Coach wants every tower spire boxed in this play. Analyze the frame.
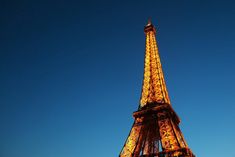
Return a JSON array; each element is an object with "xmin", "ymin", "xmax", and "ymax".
[
  {"xmin": 147, "ymin": 18, "xmax": 152, "ymax": 25},
  {"xmin": 140, "ymin": 21, "xmax": 170, "ymax": 108}
]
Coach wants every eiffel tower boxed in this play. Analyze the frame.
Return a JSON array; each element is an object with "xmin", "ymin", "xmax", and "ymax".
[{"xmin": 119, "ymin": 20, "xmax": 195, "ymax": 157}]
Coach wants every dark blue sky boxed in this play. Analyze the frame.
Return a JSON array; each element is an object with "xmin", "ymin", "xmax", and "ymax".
[{"xmin": 1, "ymin": 0, "xmax": 235, "ymax": 157}]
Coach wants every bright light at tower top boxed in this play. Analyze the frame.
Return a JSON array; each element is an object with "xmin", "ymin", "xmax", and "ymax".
[{"xmin": 144, "ymin": 19, "xmax": 156, "ymax": 34}]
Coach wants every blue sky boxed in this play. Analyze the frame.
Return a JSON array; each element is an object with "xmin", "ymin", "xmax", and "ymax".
[{"xmin": 1, "ymin": 0, "xmax": 235, "ymax": 157}]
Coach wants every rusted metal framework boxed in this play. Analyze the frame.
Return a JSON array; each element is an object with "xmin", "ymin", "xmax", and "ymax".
[{"xmin": 119, "ymin": 21, "xmax": 195, "ymax": 157}]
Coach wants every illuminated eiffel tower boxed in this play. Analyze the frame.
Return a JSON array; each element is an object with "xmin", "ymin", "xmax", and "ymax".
[{"xmin": 119, "ymin": 20, "xmax": 195, "ymax": 157}]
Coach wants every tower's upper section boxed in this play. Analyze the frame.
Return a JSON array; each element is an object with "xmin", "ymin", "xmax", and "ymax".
[{"xmin": 139, "ymin": 20, "xmax": 171, "ymax": 108}]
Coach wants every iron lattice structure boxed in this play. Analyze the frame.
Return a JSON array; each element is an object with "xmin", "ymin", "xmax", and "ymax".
[{"xmin": 119, "ymin": 21, "xmax": 195, "ymax": 157}]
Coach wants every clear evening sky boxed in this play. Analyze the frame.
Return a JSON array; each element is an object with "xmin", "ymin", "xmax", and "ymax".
[{"xmin": 1, "ymin": 0, "xmax": 235, "ymax": 157}]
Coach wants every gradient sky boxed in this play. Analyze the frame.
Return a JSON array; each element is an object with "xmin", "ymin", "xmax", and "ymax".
[{"xmin": 1, "ymin": 0, "xmax": 235, "ymax": 157}]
